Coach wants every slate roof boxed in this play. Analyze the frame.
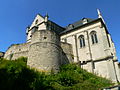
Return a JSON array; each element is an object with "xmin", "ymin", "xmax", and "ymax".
[
  {"xmin": 48, "ymin": 20, "xmax": 65, "ymax": 34},
  {"xmin": 68, "ymin": 18, "xmax": 94, "ymax": 29},
  {"xmin": 60, "ymin": 18, "xmax": 99, "ymax": 35},
  {"xmin": 37, "ymin": 14, "xmax": 101, "ymax": 35},
  {"xmin": 36, "ymin": 14, "xmax": 105, "ymax": 35}
]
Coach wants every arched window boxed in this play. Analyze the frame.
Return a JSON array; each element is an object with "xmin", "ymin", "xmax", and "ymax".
[
  {"xmin": 79, "ymin": 35, "xmax": 85, "ymax": 48},
  {"xmin": 90, "ymin": 31, "xmax": 98, "ymax": 44}
]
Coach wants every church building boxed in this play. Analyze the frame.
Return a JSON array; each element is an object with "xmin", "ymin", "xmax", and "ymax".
[{"xmin": 4, "ymin": 10, "xmax": 120, "ymax": 83}]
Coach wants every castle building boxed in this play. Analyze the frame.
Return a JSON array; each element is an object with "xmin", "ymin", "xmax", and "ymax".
[{"xmin": 4, "ymin": 10, "xmax": 120, "ymax": 82}]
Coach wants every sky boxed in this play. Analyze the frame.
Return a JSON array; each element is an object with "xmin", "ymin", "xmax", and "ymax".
[{"xmin": 0, "ymin": 0, "xmax": 120, "ymax": 61}]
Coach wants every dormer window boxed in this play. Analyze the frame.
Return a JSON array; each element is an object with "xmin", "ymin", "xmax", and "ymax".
[
  {"xmin": 67, "ymin": 24, "xmax": 74, "ymax": 30},
  {"xmin": 82, "ymin": 18, "xmax": 88, "ymax": 24},
  {"xmin": 69, "ymin": 24, "xmax": 74, "ymax": 28}
]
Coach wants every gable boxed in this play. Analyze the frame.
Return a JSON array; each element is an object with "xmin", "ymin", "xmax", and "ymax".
[{"xmin": 30, "ymin": 14, "xmax": 45, "ymax": 29}]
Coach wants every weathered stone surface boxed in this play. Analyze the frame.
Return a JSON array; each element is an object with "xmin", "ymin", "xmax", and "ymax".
[
  {"xmin": 27, "ymin": 30, "xmax": 61, "ymax": 72},
  {"xmin": 4, "ymin": 43, "xmax": 30, "ymax": 60},
  {"xmin": 61, "ymin": 42, "xmax": 73, "ymax": 63}
]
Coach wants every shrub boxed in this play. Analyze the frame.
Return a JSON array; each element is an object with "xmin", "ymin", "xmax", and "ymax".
[{"xmin": 0, "ymin": 59, "xmax": 113, "ymax": 90}]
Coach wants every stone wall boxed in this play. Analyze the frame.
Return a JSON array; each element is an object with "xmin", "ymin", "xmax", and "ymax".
[
  {"xmin": 4, "ymin": 43, "xmax": 30, "ymax": 60},
  {"xmin": 4, "ymin": 29, "xmax": 74, "ymax": 73},
  {"xmin": 61, "ymin": 42, "xmax": 73, "ymax": 64},
  {"xmin": 27, "ymin": 30, "xmax": 61, "ymax": 72},
  {"xmin": 114, "ymin": 61, "xmax": 120, "ymax": 82},
  {"xmin": 60, "ymin": 21, "xmax": 112, "ymax": 63},
  {"xmin": 81, "ymin": 58, "xmax": 120, "ymax": 82}
]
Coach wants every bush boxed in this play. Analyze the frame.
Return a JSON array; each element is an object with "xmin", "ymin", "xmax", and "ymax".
[
  {"xmin": 0, "ymin": 57, "xmax": 35, "ymax": 90},
  {"xmin": 52, "ymin": 64, "xmax": 113, "ymax": 90},
  {"xmin": 0, "ymin": 58, "xmax": 113, "ymax": 90}
]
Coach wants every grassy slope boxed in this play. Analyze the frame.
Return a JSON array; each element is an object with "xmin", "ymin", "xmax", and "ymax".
[{"xmin": 0, "ymin": 57, "xmax": 113, "ymax": 90}]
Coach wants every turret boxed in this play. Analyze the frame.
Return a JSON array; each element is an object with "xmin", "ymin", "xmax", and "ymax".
[
  {"xmin": 44, "ymin": 13, "xmax": 49, "ymax": 22},
  {"xmin": 26, "ymin": 14, "xmax": 48, "ymax": 43},
  {"xmin": 27, "ymin": 28, "xmax": 61, "ymax": 73}
]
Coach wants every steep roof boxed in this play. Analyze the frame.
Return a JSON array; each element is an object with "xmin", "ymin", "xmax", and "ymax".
[
  {"xmin": 48, "ymin": 20, "xmax": 65, "ymax": 34},
  {"xmin": 69, "ymin": 18, "xmax": 94, "ymax": 29},
  {"xmin": 60, "ymin": 18, "xmax": 99, "ymax": 35}
]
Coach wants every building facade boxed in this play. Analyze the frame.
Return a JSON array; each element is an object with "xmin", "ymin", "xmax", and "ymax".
[{"xmin": 4, "ymin": 10, "xmax": 120, "ymax": 82}]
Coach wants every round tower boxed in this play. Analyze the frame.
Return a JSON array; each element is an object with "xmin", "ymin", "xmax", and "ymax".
[{"xmin": 27, "ymin": 29, "xmax": 61, "ymax": 72}]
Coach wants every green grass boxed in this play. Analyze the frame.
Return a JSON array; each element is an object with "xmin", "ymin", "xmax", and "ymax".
[{"xmin": 0, "ymin": 57, "xmax": 113, "ymax": 90}]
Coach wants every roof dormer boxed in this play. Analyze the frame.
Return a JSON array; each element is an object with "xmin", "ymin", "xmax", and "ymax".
[{"xmin": 82, "ymin": 18, "xmax": 88, "ymax": 24}]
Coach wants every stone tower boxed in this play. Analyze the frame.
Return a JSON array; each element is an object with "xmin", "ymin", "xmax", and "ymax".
[
  {"xmin": 27, "ymin": 29, "xmax": 61, "ymax": 72},
  {"xmin": 27, "ymin": 14, "xmax": 63, "ymax": 72}
]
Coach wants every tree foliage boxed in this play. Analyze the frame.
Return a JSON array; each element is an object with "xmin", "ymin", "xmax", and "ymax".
[{"xmin": 0, "ymin": 58, "xmax": 113, "ymax": 90}]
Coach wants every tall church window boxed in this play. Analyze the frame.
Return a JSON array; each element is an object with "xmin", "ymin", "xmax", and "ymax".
[
  {"xmin": 79, "ymin": 35, "xmax": 85, "ymax": 48},
  {"xmin": 90, "ymin": 31, "xmax": 98, "ymax": 44}
]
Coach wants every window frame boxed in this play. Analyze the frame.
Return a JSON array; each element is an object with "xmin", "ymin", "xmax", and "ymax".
[
  {"xmin": 90, "ymin": 31, "xmax": 98, "ymax": 44},
  {"xmin": 79, "ymin": 35, "xmax": 85, "ymax": 48}
]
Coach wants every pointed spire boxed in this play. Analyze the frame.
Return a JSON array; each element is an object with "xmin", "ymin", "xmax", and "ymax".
[
  {"xmin": 45, "ymin": 12, "xmax": 49, "ymax": 22},
  {"xmin": 46, "ymin": 12, "xmax": 49, "ymax": 18},
  {"xmin": 97, "ymin": 9, "xmax": 105, "ymax": 24},
  {"xmin": 97, "ymin": 9, "xmax": 101, "ymax": 18}
]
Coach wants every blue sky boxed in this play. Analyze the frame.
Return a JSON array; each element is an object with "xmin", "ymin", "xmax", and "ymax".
[{"xmin": 0, "ymin": 0, "xmax": 120, "ymax": 61}]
